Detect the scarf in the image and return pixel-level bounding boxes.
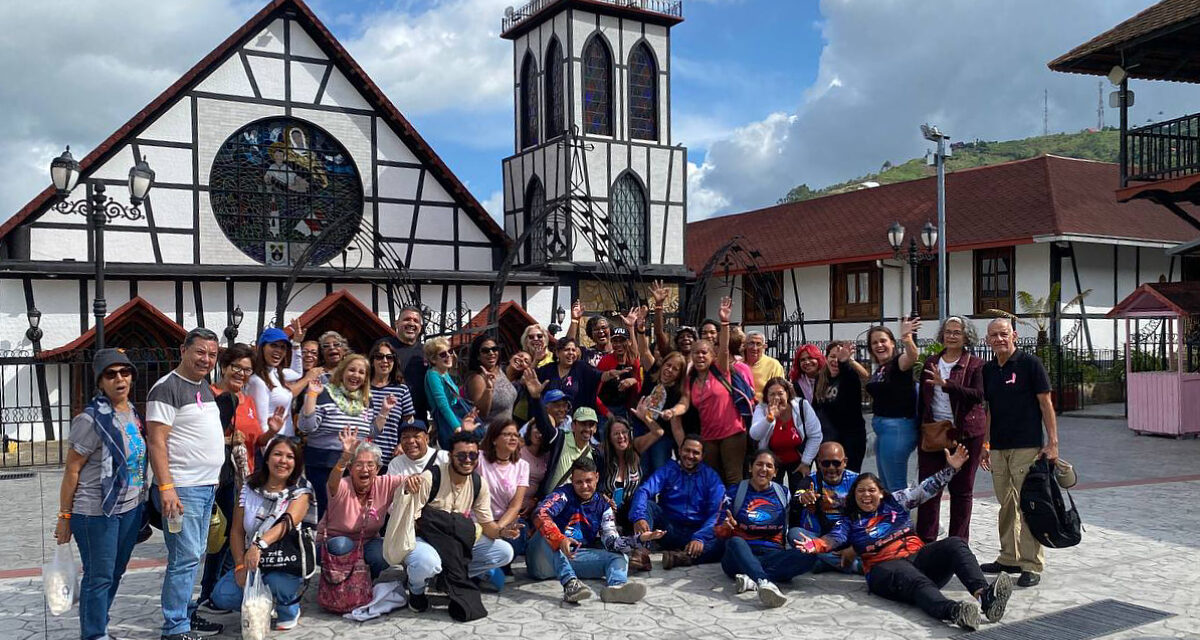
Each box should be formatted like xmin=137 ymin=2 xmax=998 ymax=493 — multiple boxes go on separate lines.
xmin=83 ymin=392 xmax=143 ymax=517
xmin=245 ymin=477 xmax=318 ymax=550
xmin=327 ymin=384 xmax=366 ymax=417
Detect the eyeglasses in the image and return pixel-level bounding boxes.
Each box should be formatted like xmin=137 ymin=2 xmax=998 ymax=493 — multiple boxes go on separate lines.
xmin=819 ymin=459 xmax=845 ymax=469
xmin=480 ymin=346 xmax=501 ymax=354
xmin=453 ymin=451 xmax=480 ymax=462
xmin=322 ymin=343 xmax=344 ymax=350
xmin=437 ymin=351 xmax=452 ymax=359
xmin=102 ymin=367 xmax=135 ymax=380
xmin=372 ymin=354 xmax=395 ymax=361
xmin=528 ymin=334 xmax=545 ymax=340
xmin=227 ymin=366 xmax=253 ymax=377
xmin=351 ymin=461 xmax=378 ymax=469
xmin=943 ymin=330 xmax=964 ymax=337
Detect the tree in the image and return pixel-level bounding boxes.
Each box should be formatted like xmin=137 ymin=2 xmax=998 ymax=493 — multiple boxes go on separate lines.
xmin=987 ymin=283 xmax=1092 ymax=346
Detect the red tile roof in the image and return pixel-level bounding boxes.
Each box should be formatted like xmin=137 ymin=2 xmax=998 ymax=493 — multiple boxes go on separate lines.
xmin=1048 ymin=0 xmax=1200 ymax=81
xmin=0 ymin=0 xmax=509 ymax=248
xmin=288 ymin=289 xmax=394 ymax=340
xmin=451 ymin=301 xmax=537 ymax=349
xmin=37 ymin=297 xmax=186 ymax=361
xmin=685 ymin=155 xmax=1198 ymax=274
xmin=1108 ymin=281 xmax=1200 ymax=317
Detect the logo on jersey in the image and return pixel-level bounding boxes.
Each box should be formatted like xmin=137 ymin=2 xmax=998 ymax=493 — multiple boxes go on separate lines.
xmin=743 ymin=497 xmax=777 ymax=524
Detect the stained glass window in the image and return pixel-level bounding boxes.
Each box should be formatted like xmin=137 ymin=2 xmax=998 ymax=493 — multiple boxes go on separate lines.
xmin=545 ymin=39 xmax=565 ymax=138
xmin=209 ymin=118 xmax=362 ymax=266
xmin=609 ymin=173 xmax=646 ymax=264
xmin=525 ymin=178 xmax=546 ymax=263
xmin=520 ymin=54 xmax=540 ymax=148
xmin=628 ymin=43 xmax=658 ymax=140
xmin=583 ymin=37 xmax=613 ymax=136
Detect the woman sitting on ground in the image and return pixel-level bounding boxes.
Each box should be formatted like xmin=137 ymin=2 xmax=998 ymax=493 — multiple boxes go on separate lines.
xmin=476 ymin=418 xmax=530 ymax=575
xmin=796 ymin=444 xmax=1014 ymax=632
xmin=601 ymin=411 xmax=662 ymax=573
xmin=210 ymin=437 xmax=317 ymax=631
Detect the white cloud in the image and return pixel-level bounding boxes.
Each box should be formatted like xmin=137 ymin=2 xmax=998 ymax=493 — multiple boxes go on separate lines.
xmin=480 ymin=189 xmax=504 ymax=222
xmin=687 ymin=0 xmax=1200 ymax=219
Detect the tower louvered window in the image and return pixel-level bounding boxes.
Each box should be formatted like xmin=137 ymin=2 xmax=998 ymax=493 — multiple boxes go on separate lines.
xmin=545 ymin=39 xmax=565 ymax=138
xmin=525 ymin=178 xmax=547 ymax=263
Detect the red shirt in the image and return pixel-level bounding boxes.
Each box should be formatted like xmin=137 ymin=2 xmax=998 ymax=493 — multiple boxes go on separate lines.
xmin=768 ymin=416 xmax=803 ymax=466
xmin=230 ymin=390 xmax=261 ymax=473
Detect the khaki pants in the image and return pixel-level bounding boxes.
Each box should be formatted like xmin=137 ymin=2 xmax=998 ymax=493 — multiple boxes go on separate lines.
xmin=990 ymin=447 xmax=1045 ymax=572
xmin=703 ymin=432 xmax=746 ymax=486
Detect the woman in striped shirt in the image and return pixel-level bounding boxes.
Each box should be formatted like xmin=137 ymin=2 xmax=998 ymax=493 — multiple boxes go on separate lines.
xmin=367 ymin=339 xmax=415 ymax=469
xmin=299 ymin=353 xmax=398 ymax=517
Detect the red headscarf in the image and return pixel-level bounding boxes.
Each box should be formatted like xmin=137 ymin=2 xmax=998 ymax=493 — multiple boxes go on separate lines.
xmin=788 ymin=344 xmax=827 ymax=383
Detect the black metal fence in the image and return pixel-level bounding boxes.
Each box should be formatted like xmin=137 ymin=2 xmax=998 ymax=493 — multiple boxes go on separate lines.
xmin=1125 ymin=111 xmax=1200 ymax=184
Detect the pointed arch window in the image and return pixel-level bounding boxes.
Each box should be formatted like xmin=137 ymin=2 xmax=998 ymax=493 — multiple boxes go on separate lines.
xmin=628 ymin=43 xmax=658 ymax=140
xmin=609 ymin=173 xmax=647 ymax=264
xmin=520 ymin=53 xmax=540 ymax=148
xmin=545 ymin=39 xmax=565 ymax=138
xmin=583 ymin=36 xmax=613 ymax=136
xmin=525 ymin=178 xmax=547 ymax=263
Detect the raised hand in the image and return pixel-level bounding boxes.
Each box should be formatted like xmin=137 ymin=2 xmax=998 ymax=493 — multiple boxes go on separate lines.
xmin=718 ymin=296 xmax=733 ymax=324
xmin=571 ymin=299 xmax=584 ymax=321
xmin=901 ymin=316 xmax=922 ymax=338
xmin=289 ymin=318 xmax=305 ymax=342
xmin=382 ymin=393 xmax=398 ymax=414
xmin=481 ymin=368 xmax=496 ymax=391
xmin=338 ymin=425 xmax=358 ymax=457
xmin=944 ymin=442 xmax=969 ymax=471
xmin=650 ymin=279 xmax=669 ymax=306
xmin=266 ymin=406 xmax=286 ymax=435
xmin=460 ymin=408 xmax=480 ymax=432
xmin=522 ymin=367 xmax=546 ymax=397
xmin=923 ymin=365 xmax=946 ymax=388
xmin=619 ymin=306 xmax=639 ymax=328
xmin=307 ymin=377 xmax=323 ymax=395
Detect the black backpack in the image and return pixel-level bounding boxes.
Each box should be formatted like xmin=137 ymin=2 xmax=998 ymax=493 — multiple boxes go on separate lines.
xmin=1019 ymin=458 xmax=1082 ymax=548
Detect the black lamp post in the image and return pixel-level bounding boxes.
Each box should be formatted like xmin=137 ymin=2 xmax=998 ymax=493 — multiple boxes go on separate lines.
xmin=50 ymin=147 xmax=154 ymax=350
xmin=887 ymin=221 xmax=938 ymax=320
xmin=224 ymin=305 xmax=244 ymax=346
xmin=25 ymin=306 xmax=43 ymax=344
xmin=547 ymin=305 xmax=567 ymax=336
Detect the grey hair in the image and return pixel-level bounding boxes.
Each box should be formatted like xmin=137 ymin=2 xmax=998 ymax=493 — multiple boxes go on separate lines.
xmin=319 ymin=330 xmax=348 ymax=347
xmin=986 ymin=316 xmax=1015 ymax=332
xmin=182 ymin=327 xmax=219 ymax=349
xmin=745 ymin=330 xmax=767 ymax=342
xmin=938 ymin=316 xmax=978 ymax=347
xmin=352 ymin=441 xmax=383 ymax=467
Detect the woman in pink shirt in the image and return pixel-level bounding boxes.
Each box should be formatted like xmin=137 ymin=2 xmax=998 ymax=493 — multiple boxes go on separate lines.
xmin=478 ymin=419 xmax=530 ymax=559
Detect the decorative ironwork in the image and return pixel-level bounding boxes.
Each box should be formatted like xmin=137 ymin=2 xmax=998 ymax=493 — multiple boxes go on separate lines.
xmin=684 ymin=235 xmax=787 ymax=329
xmin=628 ymin=43 xmax=658 ymax=140
xmin=583 ymin=37 xmax=613 ymax=136
xmin=545 ymin=39 xmax=565 ymax=138
xmin=502 ymin=0 xmax=683 ymax=32
xmin=423 ymin=303 xmax=475 ymax=338
xmin=609 ymin=174 xmax=647 ymax=264
xmin=52 ymin=194 xmax=143 ymax=222
xmin=520 ymin=54 xmax=540 ymax=148
xmin=209 ymin=118 xmax=364 ymax=266
xmin=1125 ymin=111 xmax=1200 ymax=185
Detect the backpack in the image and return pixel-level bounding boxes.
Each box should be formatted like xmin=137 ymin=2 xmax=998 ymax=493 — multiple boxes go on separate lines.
xmin=710 ymin=366 xmax=756 ymax=430
xmin=428 ymin=463 xmax=482 ymax=504
xmin=732 ymin=480 xmax=789 ymax=517
xmin=1019 ymin=458 xmax=1082 ymax=549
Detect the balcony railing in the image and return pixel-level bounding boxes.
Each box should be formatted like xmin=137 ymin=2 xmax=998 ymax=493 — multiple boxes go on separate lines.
xmin=1125 ymin=111 xmax=1200 ymax=185
xmin=502 ymin=0 xmax=683 ymax=33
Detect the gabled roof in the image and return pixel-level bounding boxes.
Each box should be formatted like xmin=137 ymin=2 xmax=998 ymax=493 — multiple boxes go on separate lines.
xmin=1108 ymin=281 xmax=1200 ymax=317
xmin=1049 ymin=0 xmax=1200 ymax=82
xmin=38 ymin=297 xmax=186 ymax=361
xmin=0 ymin=0 xmax=509 ymax=248
xmin=286 ymin=289 xmax=394 ymax=341
xmin=451 ymin=301 xmax=537 ymax=349
xmin=685 ymin=155 xmax=1199 ymax=274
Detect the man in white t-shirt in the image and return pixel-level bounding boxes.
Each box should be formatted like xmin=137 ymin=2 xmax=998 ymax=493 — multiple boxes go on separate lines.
xmin=146 ymin=327 xmax=226 ymax=640
xmin=387 ymin=420 xmax=448 ymax=476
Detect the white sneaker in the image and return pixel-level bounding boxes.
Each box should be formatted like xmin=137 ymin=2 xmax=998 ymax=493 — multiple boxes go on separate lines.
xmin=734 ymin=574 xmax=757 ymax=594
xmin=274 ymin=610 xmax=300 ymax=631
xmin=756 ymin=579 xmax=787 ymax=608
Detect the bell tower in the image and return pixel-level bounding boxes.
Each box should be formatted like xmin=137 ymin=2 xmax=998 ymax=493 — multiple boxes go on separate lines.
xmin=499 ymin=0 xmax=688 ymax=280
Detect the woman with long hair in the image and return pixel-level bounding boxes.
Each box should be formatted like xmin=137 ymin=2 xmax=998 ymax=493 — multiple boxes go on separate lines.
xmin=425 ymin=336 xmax=471 ymax=449
xmin=367 ymin=338 xmax=415 ymax=469
xmin=55 ymin=349 xmax=147 ymax=640
xmin=466 ymin=334 xmax=519 ymax=423
xmin=477 ymin=418 xmax=530 ymax=575
xmin=505 ymin=350 xmax=534 ymax=423
xmin=637 ymin=350 xmax=688 ymax=475
xmin=521 ymin=324 xmax=554 ymax=368
xmin=517 ymin=369 xmax=553 ymax=518
xmin=600 ymin=414 xmax=657 ymax=572
xmin=209 ymin=437 xmax=317 ymax=630
xmin=788 ymin=344 xmax=825 ymax=404
xmin=916 ymin=317 xmax=986 ymax=542
xmin=535 ymin=336 xmax=603 ymax=412
xmin=797 ymin=445 xmax=1013 ymax=632
xmin=246 ymin=327 xmax=302 ymax=437
xmin=299 ymin=354 xmax=397 ymax=516
xmin=812 ymin=341 xmax=869 ymax=472
xmin=748 ymin=377 xmax=822 ymax=489
xmin=864 ymin=318 xmax=921 ymax=492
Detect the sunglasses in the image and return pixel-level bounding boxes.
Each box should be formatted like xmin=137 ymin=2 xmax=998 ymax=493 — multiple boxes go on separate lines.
xmin=102 ymin=367 xmax=135 ymax=380
xmin=528 ymin=334 xmax=545 ymax=340
xmin=372 ymin=354 xmax=395 ymax=361
xmin=480 ymin=346 xmax=501 ymax=354
xmin=819 ymin=459 xmax=845 ymax=469
xmin=453 ymin=451 xmax=480 ymax=462
xmin=437 ymin=351 xmax=452 ymax=359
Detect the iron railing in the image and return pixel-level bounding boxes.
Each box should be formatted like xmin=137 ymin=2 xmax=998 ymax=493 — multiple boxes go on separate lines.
xmin=1125 ymin=111 xmax=1200 ymax=184
xmin=502 ymin=0 xmax=683 ymax=32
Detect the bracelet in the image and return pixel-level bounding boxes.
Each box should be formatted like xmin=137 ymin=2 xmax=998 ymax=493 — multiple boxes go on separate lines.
xmin=235 ymin=564 xmax=245 ymax=571
xmin=158 ymin=483 xmax=175 ymax=491
xmin=721 ymin=322 xmax=731 ymax=326
xmin=306 ymin=391 xmax=320 ymax=397
xmin=983 ymin=442 xmax=991 ymax=451
xmin=58 ymin=512 xmax=71 ymax=520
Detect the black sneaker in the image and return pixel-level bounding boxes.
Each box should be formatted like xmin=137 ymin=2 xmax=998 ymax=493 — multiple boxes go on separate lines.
xmin=562 ymin=577 xmax=593 ymax=603
xmin=197 ymin=598 xmax=232 ymax=615
xmin=981 ymin=573 xmax=1013 ymax=622
xmin=161 ymin=633 xmax=204 ymax=640
xmin=951 ymin=601 xmax=981 ymax=631
xmin=979 ymin=561 xmax=1021 ymax=575
xmin=188 ymin=614 xmax=223 ymax=636
xmin=408 ymin=592 xmax=430 ymax=613
xmin=1017 ymin=571 xmax=1041 ymax=587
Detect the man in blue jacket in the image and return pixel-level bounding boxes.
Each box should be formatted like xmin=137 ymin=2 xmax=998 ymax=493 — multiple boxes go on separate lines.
xmin=630 ymin=435 xmax=726 ymax=568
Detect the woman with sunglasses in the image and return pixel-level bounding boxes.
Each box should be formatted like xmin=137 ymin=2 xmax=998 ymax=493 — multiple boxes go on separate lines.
xmin=521 ymin=324 xmax=554 ymax=368
xmin=367 ymin=339 xmax=415 ymax=469
xmin=55 ymin=349 xmax=147 ymax=640
xmin=424 ymin=336 xmax=472 ymax=449
xmin=466 ymin=335 xmax=519 ymax=423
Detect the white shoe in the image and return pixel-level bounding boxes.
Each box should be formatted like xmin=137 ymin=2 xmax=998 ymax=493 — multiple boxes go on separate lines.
xmin=274 ymin=610 xmax=300 ymax=631
xmin=756 ymin=579 xmax=787 ymax=608
xmin=734 ymin=574 xmax=757 ymax=594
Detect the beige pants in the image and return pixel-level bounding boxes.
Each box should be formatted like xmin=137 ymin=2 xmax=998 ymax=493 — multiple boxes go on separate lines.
xmin=991 ymin=447 xmax=1045 ymax=572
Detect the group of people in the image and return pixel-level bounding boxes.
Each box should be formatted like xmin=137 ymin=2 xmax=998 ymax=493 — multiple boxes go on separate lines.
xmin=55 ymin=283 xmax=1062 ymax=639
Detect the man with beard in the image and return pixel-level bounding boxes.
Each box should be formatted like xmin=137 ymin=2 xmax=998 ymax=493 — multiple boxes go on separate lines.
xmin=629 ymin=435 xmax=725 ymax=569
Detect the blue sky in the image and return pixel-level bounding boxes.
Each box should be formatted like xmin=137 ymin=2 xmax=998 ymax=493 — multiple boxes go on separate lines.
xmin=3 ymin=0 xmax=1199 ymax=223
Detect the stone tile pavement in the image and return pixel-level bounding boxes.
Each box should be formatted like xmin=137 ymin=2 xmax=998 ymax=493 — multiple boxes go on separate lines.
xmin=2 ymin=416 xmax=1198 ymax=639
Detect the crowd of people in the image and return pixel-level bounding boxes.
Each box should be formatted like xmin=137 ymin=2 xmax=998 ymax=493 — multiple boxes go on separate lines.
xmin=54 ymin=282 xmax=1063 ymax=639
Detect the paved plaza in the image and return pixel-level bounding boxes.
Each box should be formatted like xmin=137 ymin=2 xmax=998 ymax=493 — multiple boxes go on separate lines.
xmin=2 ymin=415 xmax=1198 ymax=640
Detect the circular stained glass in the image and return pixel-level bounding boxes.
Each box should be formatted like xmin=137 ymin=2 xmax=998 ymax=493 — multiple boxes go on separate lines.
xmin=209 ymin=118 xmax=363 ymax=266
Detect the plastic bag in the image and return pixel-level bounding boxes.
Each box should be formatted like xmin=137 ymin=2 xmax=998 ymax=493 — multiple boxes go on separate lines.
xmin=43 ymin=544 xmax=78 ymax=616
xmin=241 ymin=570 xmax=274 ymax=640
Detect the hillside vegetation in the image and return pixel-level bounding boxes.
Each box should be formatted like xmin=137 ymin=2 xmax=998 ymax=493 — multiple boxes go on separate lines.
xmin=781 ymin=128 xmax=1120 ymax=203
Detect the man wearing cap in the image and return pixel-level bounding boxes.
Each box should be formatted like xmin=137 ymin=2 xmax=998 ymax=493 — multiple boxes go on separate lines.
xmin=146 ymin=328 xmax=226 ymax=640
xmin=386 ymin=419 xmax=448 ymax=477
xmin=596 ymin=326 xmax=643 ymax=422
xmin=529 ymin=383 xmax=603 ymax=496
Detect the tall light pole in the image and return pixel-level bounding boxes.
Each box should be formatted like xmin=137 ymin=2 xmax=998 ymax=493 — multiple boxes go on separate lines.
xmin=50 ymin=146 xmax=155 ymax=350
xmin=922 ymin=124 xmax=950 ymax=320
xmin=887 ymin=221 xmax=938 ymax=323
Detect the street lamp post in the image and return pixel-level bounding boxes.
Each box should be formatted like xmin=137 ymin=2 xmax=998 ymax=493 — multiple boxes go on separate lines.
xmin=224 ymin=305 xmax=244 ymax=346
xmin=921 ymin=124 xmax=950 ymax=321
xmin=887 ymin=221 xmax=938 ymax=321
xmin=49 ymin=147 xmax=155 ymax=350
xmin=547 ymin=305 xmax=567 ymax=336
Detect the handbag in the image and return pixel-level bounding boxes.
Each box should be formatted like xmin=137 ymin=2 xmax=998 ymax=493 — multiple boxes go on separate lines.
xmin=257 ymin=516 xmax=318 ymax=579
xmin=919 ymin=420 xmax=957 ymax=452
xmin=317 ymin=499 xmax=373 ymax=613
xmin=206 ymin=507 xmax=227 ymax=554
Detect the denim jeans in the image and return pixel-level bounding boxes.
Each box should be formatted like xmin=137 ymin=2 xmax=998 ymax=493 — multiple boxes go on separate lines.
xmin=210 ymin=569 xmax=304 ymax=623
xmin=71 ymin=505 xmax=143 ymax=640
xmin=720 ymin=536 xmax=816 ymax=583
xmin=153 ymin=484 xmax=216 ymax=636
xmin=509 ymin=518 xmax=530 ymax=557
xmin=326 ymin=536 xmax=387 ymax=579
xmin=404 ymin=536 xmax=514 ymax=594
xmin=871 ymin=416 xmax=917 ymax=493
xmin=639 ymin=501 xmax=724 ymax=563
xmin=525 ymin=532 xmax=629 ymax=586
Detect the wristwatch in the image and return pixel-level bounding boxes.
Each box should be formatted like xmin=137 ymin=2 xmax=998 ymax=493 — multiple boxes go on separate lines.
xmin=255 ymin=538 xmax=269 ymax=551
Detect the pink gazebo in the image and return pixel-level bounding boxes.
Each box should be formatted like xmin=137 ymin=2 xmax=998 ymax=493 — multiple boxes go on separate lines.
xmin=1107 ymin=282 xmax=1200 ymax=438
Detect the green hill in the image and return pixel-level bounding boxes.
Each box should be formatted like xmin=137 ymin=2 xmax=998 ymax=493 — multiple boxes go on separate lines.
xmin=780 ymin=128 xmax=1120 ymax=203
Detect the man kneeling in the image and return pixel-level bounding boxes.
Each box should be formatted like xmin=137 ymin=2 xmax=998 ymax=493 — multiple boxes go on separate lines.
xmin=527 ymin=457 xmax=662 ymax=603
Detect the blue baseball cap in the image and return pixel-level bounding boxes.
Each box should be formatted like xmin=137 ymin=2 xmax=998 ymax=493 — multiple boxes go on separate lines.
xmin=259 ymin=327 xmax=289 ymax=344
xmin=543 ymin=389 xmax=569 ymax=405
